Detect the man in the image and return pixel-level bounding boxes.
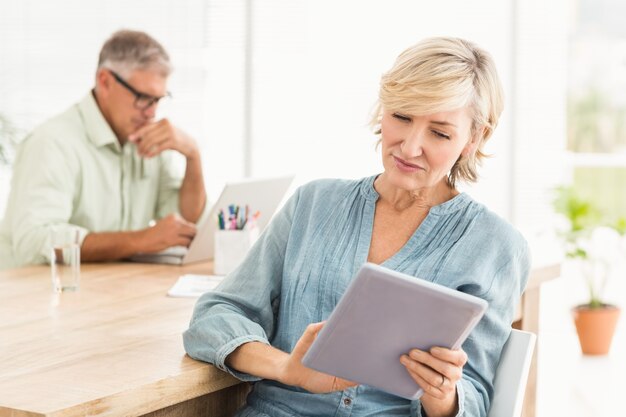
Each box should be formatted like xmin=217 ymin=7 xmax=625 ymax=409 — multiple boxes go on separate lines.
xmin=0 ymin=30 xmax=207 ymax=269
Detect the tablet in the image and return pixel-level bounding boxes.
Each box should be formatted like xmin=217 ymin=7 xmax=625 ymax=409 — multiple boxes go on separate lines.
xmin=301 ymin=263 xmax=488 ymax=400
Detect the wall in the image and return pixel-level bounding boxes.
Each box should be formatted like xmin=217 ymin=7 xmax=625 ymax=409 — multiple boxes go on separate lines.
xmin=0 ymin=0 xmax=569 ymax=240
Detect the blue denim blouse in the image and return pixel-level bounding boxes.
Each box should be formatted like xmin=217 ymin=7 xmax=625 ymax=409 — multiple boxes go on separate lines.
xmin=184 ymin=176 xmax=531 ymax=417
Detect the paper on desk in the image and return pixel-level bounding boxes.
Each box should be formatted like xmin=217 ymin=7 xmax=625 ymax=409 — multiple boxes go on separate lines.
xmin=167 ymin=274 xmax=224 ymax=298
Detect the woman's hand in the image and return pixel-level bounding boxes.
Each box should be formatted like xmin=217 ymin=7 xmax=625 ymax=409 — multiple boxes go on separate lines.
xmin=400 ymin=346 xmax=468 ymax=417
xmin=279 ymin=322 xmax=357 ymax=393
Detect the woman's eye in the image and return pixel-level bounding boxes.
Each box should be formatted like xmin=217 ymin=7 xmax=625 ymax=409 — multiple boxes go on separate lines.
xmin=432 ymin=130 xmax=451 ymax=140
xmin=392 ymin=113 xmax=411 ymax=122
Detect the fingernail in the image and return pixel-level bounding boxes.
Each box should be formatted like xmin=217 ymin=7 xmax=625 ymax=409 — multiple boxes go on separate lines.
xmin=409 ymin=349 xmax=422 ymax=359
xmin=431 ymin=347 xmax=442 ymax=355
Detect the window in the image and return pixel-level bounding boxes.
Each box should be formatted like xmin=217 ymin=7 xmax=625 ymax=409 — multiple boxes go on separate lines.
xmin=567 ymin=0 xmax=626 ymax=225
xmin=0 ymin=0 xmax=246 ymax=206
xmin=1 ymin=0 xmax=572 ymax=238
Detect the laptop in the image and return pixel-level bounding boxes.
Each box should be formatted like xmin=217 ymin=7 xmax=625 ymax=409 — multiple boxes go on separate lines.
xmin=129 ymin=175 xmax=294 ymax=265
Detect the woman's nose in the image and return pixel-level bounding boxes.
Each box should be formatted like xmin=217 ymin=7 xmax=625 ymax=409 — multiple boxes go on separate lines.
xmin=400 ymin=128 xmax=424 ymax=157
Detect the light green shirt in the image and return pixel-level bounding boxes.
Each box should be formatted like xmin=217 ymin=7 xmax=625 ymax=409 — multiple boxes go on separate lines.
xmin=0 ymin=92 xmax=183 ymax=269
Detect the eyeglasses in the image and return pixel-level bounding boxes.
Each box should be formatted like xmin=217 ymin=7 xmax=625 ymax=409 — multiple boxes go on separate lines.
xmin=109 ymin=70 xmax=171 ymax=110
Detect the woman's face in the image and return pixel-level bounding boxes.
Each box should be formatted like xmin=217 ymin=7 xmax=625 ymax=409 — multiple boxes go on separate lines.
xmin=379 ymin=107 xmax=476 ymax=192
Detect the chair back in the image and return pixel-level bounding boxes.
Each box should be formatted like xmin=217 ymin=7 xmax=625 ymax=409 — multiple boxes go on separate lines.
xmin=487 ymin=329 xmax=536 ymax=417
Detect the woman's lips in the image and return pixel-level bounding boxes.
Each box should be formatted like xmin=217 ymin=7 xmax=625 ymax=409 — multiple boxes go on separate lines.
xmin=393 ymin=156 xmax=424 ymax=173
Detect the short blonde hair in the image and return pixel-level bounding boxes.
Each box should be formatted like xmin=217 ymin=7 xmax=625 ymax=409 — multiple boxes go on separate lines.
xmin=371 ymin=37 xmax=504 ymax=187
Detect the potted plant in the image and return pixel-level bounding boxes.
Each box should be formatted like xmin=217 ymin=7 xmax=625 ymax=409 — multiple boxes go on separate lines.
xmin=553 ymin=186 xmax=625 ymax=355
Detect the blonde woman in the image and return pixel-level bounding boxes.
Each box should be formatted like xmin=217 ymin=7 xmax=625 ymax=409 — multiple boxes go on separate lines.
xmin=184 ymin=37 xmax=530 ymax=417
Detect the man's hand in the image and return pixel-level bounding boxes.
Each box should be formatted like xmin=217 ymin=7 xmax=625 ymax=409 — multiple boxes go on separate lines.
xmin=128 ymin=119 xmax=199 ymax=159
xmin=137 ymin=213 xmax=197 ymax=253
xmin=129 ymin=118 xmax=206 ymax=224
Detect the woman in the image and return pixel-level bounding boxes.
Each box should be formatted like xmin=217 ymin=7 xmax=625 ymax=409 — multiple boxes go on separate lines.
xmin=184 ymin=37 xmax=530 ymax=417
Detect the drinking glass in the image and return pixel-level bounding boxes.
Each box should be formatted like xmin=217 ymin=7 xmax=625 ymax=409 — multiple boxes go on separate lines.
xmin=50 ymin=226 xmax=81 ymax=292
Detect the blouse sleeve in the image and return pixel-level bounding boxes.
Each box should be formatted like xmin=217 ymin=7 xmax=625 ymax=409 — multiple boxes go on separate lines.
xmin=415 ymin=239 xmax=531 ymax=417
xmin=183 ymin=187 xmax=301 ymax=381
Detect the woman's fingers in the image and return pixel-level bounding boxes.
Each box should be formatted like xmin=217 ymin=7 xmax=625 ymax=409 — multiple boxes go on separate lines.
xmin=400 ymin=347 xmax=467 ymax=399
xmin=430 ymin=346 xmax=468 ymax=367
xmin=408 ymin=348 xmax=464 ymax=381
xmin=401 ymin=353 xmax=449 ymax=388
xmin=284 ymin=321 xmax=359 ymax=394
xmin=402 ymin=363 xmax=449 ymax=400
xmin=332 ymin=376 xmax=358 ymax=391
xmin=291 ymin=322 xmax=325 ymax=359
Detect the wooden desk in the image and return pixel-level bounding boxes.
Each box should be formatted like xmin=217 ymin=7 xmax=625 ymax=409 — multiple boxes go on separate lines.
xmin=0 ymin=260 xmax=559 ymax=417
xmin=0 ymin=262 xmax=249 ymax=417
xmin=513 ymin=261 xmax=561 ymax=417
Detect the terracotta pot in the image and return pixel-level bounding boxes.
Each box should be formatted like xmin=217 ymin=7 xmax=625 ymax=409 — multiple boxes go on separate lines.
xmin=572 ymin=304 xmax=621 ymax=355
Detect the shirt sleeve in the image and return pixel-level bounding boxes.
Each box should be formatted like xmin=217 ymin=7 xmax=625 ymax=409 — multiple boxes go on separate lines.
xmin=154 ymin=150 xmax=183 ymax=219
xmin=183 ymin=187 xmax=301 ymax=381
xmin=8 ymin=134 xmax=89 ymax=266
xmin=413 ymin=240 xmax=531 ymax=417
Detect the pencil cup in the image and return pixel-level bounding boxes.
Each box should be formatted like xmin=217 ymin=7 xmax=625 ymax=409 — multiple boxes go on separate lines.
xmin=214 ymin=228 xmax=259 ymax=275
xmin=50 ymin=226 xmax=81 ymax=292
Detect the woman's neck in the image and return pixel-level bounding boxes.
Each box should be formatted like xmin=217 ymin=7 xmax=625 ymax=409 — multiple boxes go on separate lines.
xmin=373 ymin=174 xmax=458 ymax=213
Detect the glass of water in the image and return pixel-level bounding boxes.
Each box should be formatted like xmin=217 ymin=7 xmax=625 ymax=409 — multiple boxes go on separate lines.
xmin=50 ymin=226 xmax=81 ymax=292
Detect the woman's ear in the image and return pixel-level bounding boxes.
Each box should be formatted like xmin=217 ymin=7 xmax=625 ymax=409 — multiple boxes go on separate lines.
xmin=462 ymin=124 xmax=488 ymax=157
xmin=462 ymin=135 xmax=479 ymax=158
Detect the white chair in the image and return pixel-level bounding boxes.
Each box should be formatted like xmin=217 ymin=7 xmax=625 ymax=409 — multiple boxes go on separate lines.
xmin=487 ymin=329 xmax=537 ymax=417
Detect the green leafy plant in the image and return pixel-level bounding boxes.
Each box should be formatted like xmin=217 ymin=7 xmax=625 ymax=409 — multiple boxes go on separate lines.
xmin=567 ymin=88 xmax=626 ymax=153
xmin=553 ymin=186 xmax=626 ymax=308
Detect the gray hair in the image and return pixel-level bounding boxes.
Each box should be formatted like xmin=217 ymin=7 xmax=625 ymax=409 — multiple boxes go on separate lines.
xmin=97 ymin=29 xmax=172 ymax=78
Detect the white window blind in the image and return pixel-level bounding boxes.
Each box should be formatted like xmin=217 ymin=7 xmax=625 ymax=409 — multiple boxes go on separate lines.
xmin=1 ymin=0 xmax=571 ymax=239
xmin=0 ymin=0 xmax=247 ymax=204
xmin=249 ymin=0 xmax=518 ymax=219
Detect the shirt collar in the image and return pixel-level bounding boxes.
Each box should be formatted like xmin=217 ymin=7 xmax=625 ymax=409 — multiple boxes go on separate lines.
xmin=77 ymin=91 xmax=121 ymax=151
xmin=362 ymin=173 xmax=472 ymax=214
